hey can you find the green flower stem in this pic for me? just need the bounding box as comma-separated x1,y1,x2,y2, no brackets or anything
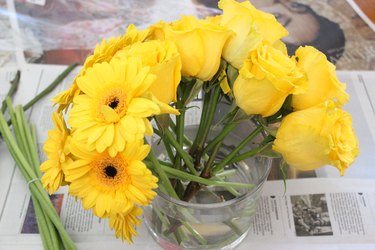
224,220,243,237
30,183,76,250
157,159,173,167
228,143,271,165
15,106,62,248
201,141,221,177
23,63,78,111
0,110,76,250
17,107,41,173
168,117,193,147
2,64,78,129
181,221,207,245
42,206,60,250
199,141,242,197
34,197,61,250
202,122,237,155
164,129,197,175
11,104,59,248
213,126,264,174
154,126,176,166
1,70,20,113
31,124,38,149
6,99,31,163
215,169,237,178
32,197,52,250
175,103,185,170
195,84,221,152
160,163,254,189
1,137,75,250
14,106,36,169
211,176,240,197
0,121,55,248
147,149,179,200
189,89,211,155
146,159,240,197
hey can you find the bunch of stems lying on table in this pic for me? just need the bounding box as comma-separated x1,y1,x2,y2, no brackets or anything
0,65,78,249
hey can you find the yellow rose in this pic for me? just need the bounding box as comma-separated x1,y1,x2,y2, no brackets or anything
218,0,288,68
115,40,181,105
233,43,307,117
150,16,233,81
293,46,349,110
273,101,359,175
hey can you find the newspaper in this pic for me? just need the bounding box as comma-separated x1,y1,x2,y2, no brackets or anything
0,65,375,249
246,179,375,245
1,177,375,249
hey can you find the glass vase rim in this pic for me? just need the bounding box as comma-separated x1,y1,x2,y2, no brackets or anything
155,158,272,209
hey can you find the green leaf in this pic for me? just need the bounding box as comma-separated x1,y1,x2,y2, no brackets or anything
226,63,239,88
257,141,281,158
183,79,204,105
155,114,170,135
280,160,289,192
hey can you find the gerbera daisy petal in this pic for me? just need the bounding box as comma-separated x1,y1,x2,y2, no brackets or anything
109,207,143,244
127,185,148,205
40,111,71,194
82,190,99,209
127,98,160,117
69,56,161,155
64,144,157,218
70,139,97,160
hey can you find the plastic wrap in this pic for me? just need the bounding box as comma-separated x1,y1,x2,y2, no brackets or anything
2,0,374,69
0,0,218,65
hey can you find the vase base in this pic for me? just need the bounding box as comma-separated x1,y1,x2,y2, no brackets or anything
145,216,250,250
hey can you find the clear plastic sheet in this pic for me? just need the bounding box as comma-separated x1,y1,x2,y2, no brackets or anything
1,0,375,69
0,0,219,65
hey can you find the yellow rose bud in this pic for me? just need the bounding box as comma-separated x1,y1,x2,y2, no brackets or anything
233,43,307,117
150,16,233,81
273,101,359,175
218,0,288,69
293,46,349,110
115,40,181,104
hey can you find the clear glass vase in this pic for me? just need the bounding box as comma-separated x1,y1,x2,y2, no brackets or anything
144,119,272,249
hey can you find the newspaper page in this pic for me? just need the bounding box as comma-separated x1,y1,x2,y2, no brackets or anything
1,177,375,249
346,0,375,32
237,178,375,250
1,66,375,250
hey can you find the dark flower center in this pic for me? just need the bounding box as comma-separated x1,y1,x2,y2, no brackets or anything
104,165,117,178
108,98,119,109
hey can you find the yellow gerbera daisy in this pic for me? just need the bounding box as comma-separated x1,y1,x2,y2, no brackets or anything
40,111,71,194
68,56,160,156
109,206,143,244
64,139,158,218
52,25,149,112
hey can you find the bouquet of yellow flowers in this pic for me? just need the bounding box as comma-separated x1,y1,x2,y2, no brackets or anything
40,0,359,247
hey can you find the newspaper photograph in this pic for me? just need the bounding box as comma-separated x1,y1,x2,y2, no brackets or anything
1,0,374,68
192,0,375,71
245,178,375,247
